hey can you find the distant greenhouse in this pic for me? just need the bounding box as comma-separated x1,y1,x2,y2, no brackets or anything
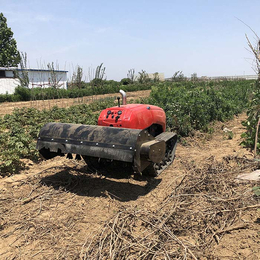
0,67,68,94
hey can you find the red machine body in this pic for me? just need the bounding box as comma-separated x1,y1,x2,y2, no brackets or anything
37,91,177,177
98,104,166,131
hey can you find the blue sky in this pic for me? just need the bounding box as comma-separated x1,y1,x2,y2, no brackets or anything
1,0,260,81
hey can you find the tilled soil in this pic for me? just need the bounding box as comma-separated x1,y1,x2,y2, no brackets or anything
0,112,259,259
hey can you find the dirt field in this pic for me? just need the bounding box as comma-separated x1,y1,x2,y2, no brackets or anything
0,90,151,116
0,97,260,259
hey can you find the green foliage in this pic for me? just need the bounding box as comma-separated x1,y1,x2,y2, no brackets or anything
0,81,153,103
14,86,31,101
120,78,132,85
0,98,115,176
252,186,260,196
146,80,255,136
91,78,104,87
0,92,20,102
0,13,21,67
0,80,255,177
223,130,234,140
241,80,260,152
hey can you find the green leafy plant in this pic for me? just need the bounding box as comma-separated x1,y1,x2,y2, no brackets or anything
0,80,256,177
120,78,132,85
146,80,255,136
241,81,260,152
252,186,260,196
0,98,114,176
14,86,31,101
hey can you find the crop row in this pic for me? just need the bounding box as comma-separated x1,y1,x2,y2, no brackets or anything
0,82,152,103
146,81,255,136
0,98,115,176
0,80,256,177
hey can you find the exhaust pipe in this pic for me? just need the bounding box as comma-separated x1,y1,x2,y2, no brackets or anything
119,89,126,105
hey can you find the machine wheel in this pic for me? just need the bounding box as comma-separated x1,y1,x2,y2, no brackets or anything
142,163,158,177
143,135,177,177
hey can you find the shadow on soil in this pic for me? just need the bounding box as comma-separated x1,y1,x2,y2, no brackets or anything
40,166,162,202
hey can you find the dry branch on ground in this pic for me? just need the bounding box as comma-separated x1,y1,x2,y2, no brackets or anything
82,156,260,259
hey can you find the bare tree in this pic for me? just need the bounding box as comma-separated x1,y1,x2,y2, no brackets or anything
245,34,260,79
138,70,149,84
240,22,260,156
246,34,260,156
47,62,63,89
172,71,185,82
237,18,260,79
88,66,95,83
91,63,106,87
15,52,29,88
95,63,106,81
88,63,106,96
191,72,198,82
71,65,83,89
127,69,135,83
153,72,160,82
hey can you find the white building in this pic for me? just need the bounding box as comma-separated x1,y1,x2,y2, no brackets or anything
0,67,68,94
